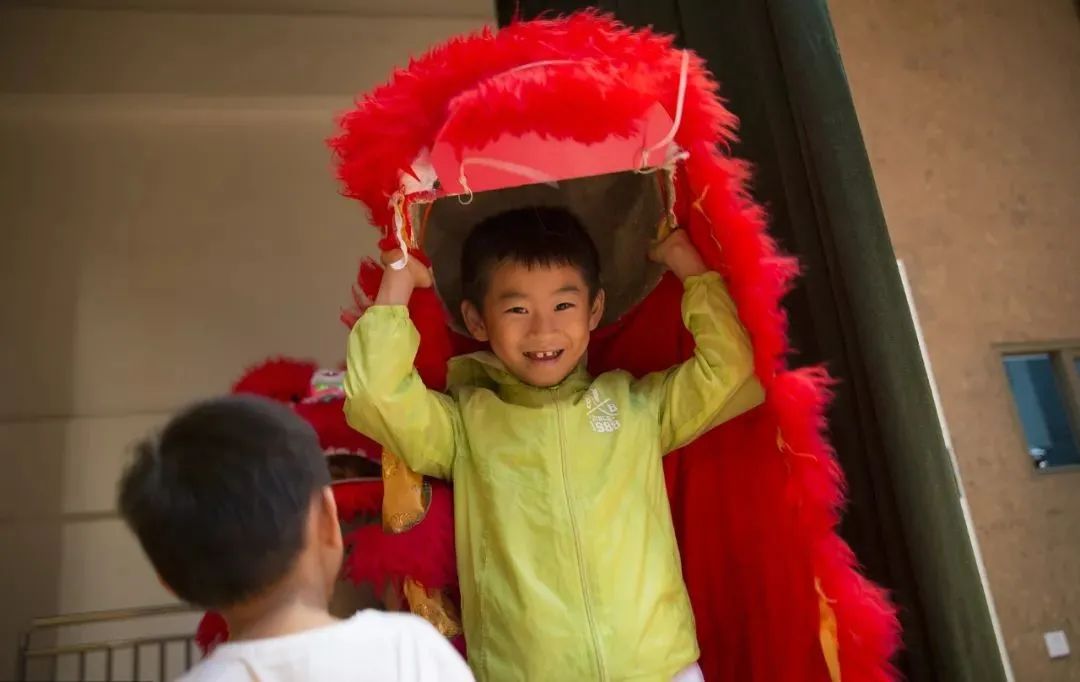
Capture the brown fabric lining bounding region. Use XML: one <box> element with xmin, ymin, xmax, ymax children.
<box><xmin>412</xmin><ymin>168</ymin><xmax>676</xmax><ymax>333</ymax></box>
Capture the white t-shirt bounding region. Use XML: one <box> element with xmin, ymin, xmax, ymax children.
<box><xmin>178</xmin><ymin>610</ymin><xmax>474</xmax><ymax>682</ymax></box>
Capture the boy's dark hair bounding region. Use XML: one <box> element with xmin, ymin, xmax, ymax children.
<box><xmin>118</xmin><ymin>395</ymin><xmax>330</xmax><ymax>610</ymax></box>
<box><xmin>460</xmin><ymin>206</ymin><xmax>601</xmax><ymax>305</ymax></box>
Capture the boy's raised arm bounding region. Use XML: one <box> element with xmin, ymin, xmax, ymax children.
<box><xmin>635</xmin><ymin>231</ymin><xmax>766</xmax><ymax>454</ymax></box>
<box><xmin>343</xmin><ymin>253</ymin><xmax>462</xmax><ymax>480</ymax></box>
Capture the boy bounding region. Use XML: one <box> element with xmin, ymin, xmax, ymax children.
<box><xmin>344</xmin><ymin>207</ymin><xmax>765</xmax><ymax>681</ymax></box>
<box><xmin>118</xmin><ymin>395</ymin><xmax>475</xmax><ymax>682</ymax></box>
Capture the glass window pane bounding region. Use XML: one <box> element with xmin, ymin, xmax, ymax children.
<box><xmin>1002</xmin><ymin>353</ymin><xmax>1080</xmax><ymax>469</ymax></box>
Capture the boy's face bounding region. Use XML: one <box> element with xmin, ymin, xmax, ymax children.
<box><xmin>462</xmin><ymin>260</ymin><xmax>605</xmax><ymax>388</ymax></box>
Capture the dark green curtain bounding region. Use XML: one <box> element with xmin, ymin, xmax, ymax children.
<box><xmin>495</xmin><ymin>2</ymin><xmax>1007</xmax><ymax>681</ymax></box>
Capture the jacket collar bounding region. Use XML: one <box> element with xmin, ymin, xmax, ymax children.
<box><xmin>447</xmin><ymin>351</ymin><xmax>591</xmax><ymax>407</ymax></box>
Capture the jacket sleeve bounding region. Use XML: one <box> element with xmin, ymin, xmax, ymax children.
<box><xmin>343</xmin><ymin>305</ymin><xmax>462</xmax><ymax>480</ymax></box>
<box><xmin>633</xmin><ymin>272</ymin><xmax>765</xmax><ymax>454</ymax></box>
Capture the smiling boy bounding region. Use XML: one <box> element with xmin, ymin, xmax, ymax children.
<box><xmin>344</xmin><ymin>206</ymin><xmax>764</xmax><ymax>681</ymax></box>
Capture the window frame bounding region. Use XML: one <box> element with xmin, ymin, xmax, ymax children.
<box><xmin>996</xmin><ymin>340</ymin><xmax>1080</xmax><ymax>474</ymax></box>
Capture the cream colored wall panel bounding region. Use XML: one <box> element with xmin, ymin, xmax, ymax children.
<box><xmin>0</xmin><ymin>106</ymin><xmax>379</xmax><ymax>420</ymax></box>
<box><xmin>0</xmin><ymin>7</ymin><xmax>487</xmax><ymax>96</ymax></box>
<box><xmin>57</xmin><ymin>517</ymin><xmax>170</xmax><ymax>613</ymax></box>
<box><xmin>0</xmin><ymin>413</ymin><xmax>168</xmax><ymax>520</ymax></box>
<box><xmin>0</xmin><ymin>421</ymin><xmax>66</xmax><ymax>521</ymax></box>
<box><xmin>58</xmin><ymin>414</ymin><xmax>166</xmax><ymax>516</ymax></box>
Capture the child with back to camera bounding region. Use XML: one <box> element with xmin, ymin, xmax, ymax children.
<box><xmin>118</xmin><ymin>394</ymin><xmax>474</xmax><ymax>682</ymax></box>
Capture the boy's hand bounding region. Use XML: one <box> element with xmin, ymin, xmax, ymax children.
<box><xmin>649</xmin><ymin>229</ymin><xmax>708</xmax><ymax>281</ymax></box>
<box><xmin>380</xmin><ymin>250</ymin><xmax>433</xmax><ymax>289</ymax></box>
<box><xmin>374</xmin><ymin>249</ymin><xmax>432</xmax><ymax>306</ymax></box>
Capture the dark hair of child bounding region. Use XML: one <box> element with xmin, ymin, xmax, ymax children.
<box><xmin>118</xmin><ymin>395</ymin><xmax>330</xmax><ymax>610</ymax></box>
<box><xmin>460</xmin><ymin>206</ymin><xmax>602</xmax><ymax>306</ymax></box>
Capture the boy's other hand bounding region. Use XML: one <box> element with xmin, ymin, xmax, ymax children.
<box><xmin>380</xmin><ymin>250</ymin><xmax>433</xmax><ymax>289</ymax></box>
<box><xmin>649</xmin><ymin>229</ymin><xmax>708</xmax><ymax>281</ymax></box>
<box><xmin>373</xmin><ymin>250</ymin><xmax>432</xmax><ymax>306</ymax></box>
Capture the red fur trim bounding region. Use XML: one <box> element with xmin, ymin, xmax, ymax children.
<box><xmin>681</xmin><ymin>150</ymin><xmax>799</xmax><ymax>381</ymax></box>
<box><xmin>230</xmin><ymin>357</ymin><xmax>380</xmax><ymax>458</ymax></box>
<box><xmin>332</xmin><ymin>480</ymin><xmax>384</xmax><ymax>522</ymax></box>
<box><xmin>232</xmin><ymin>357</ymin><xmax>316</xmax><ymax>404</ymax></box>
<box><xmin>331</xmin><ymin>12</ymin><xmax>899</xmax><ymax>680</ymax></box>
<box><xmin>342</xmin><ymin>482</ymin><xmax>457</xmax><ymax>590</ymax></box>
<box><xmin>772</xmin><ymin>369</ymin><xmax>901</xmax><ymax>681</ymax></box>
<box><xmin>297</xmin><ymin>400</ymin><xmax>382</xmax><ymax>460</ymax></box>
<box><xmin>194</xmin><ymin>611</ymin><xmax>229</xmax><ymax>656</ymax></box>
<box><xmin>329</xmin><ymin>11</ymin><xmax>735</xmax><ymax>242</ymax></box>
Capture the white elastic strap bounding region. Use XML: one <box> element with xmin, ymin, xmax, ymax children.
<box><xmin>387</xmin><ymin>193</ymin><xmax>409</xmax><ymax>270</ymax></box>
<box><xmin>457</xmin><ymin>172</ymin><xmax>474</xmax><ymax>205</ymax></box>
<box><xmin>667</xmin><ymin>147</ymin><xmax>691</xmax><ymax>165</ymax></box>
<box><xmin>460</xmin><ymin>157</ymin><xmax>558</xmax><ymax>186</ymax></box>
<box><xmin>504</xmin><ymin>59</ymin><xmax>581</xmax><ymax>75</ymax></box>
<box><xmin>641</xmin><ymin>49</ymin><xmax>691</xmax><ymax>169</ymax></box>
<box><xmin>457</xmin><ymin>157</ymin><xmax>559</xmax><ymax>205</ymax></box>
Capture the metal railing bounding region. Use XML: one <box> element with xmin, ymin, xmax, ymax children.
<box><xmin>16</xmin><ymin>604</ymin><xmax>200</xmax><ymax>682</ymax></box>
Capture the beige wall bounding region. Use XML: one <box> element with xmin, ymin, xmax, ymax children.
<box><xmin>829</xmin><ymin>0</ymin><xmax>1080</xmax><ymax>680</ymax></box>
<box><xmin>0</xmin><ymin>2</ymin><xmax>489</xmax><ymax>678</ymax></box>
<box><xmin>3</xmin><ymin>0</ymin><xmax>1076</xmax><ymax>680</ymax></box>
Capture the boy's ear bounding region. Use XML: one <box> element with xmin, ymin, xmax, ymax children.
<box><xmin>588</xmin><ymin>289</ymin><xmax>606</xmax><ymax>331</ymax></box>
<box><xmin>319</xmin><ymin>487</ymin><xmax>342</xmax><ymax>551</ymax></box>
<box><xmin>461</xmin><ymin>300</ymin><xmax>489</xmax><ymax>341</ymax></box>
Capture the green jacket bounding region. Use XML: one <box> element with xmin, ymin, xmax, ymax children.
<box><xmin>344</xmin><ymin>272</ymin><xmax>764</xmax><ymax>682</ymax></box>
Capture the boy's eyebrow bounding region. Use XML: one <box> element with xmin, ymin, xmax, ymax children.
<box><xmin>495</xmin><ymin>284</ymin><xmax>583</xmax><ymax>301</ymax></box>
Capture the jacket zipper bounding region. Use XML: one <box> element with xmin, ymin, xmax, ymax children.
<box><xmin>554</xmin><ymin>392</ymin><xmax>607</xmax><ymax>680</ymax></box>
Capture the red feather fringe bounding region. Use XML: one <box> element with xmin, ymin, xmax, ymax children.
<box><xmin>232</xmin><ymin>357</ymin><xmax>316</xmax><ymax>404</ymax></box>
<box><xmin>342</xmin><ymin>482</ymin><xmax>457</xmax><ymax>591</ymax></box>
<box><xmin>332</xmin><ymin>480</ymin><xmax>384</xmax><ymax>522</ymax></box>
